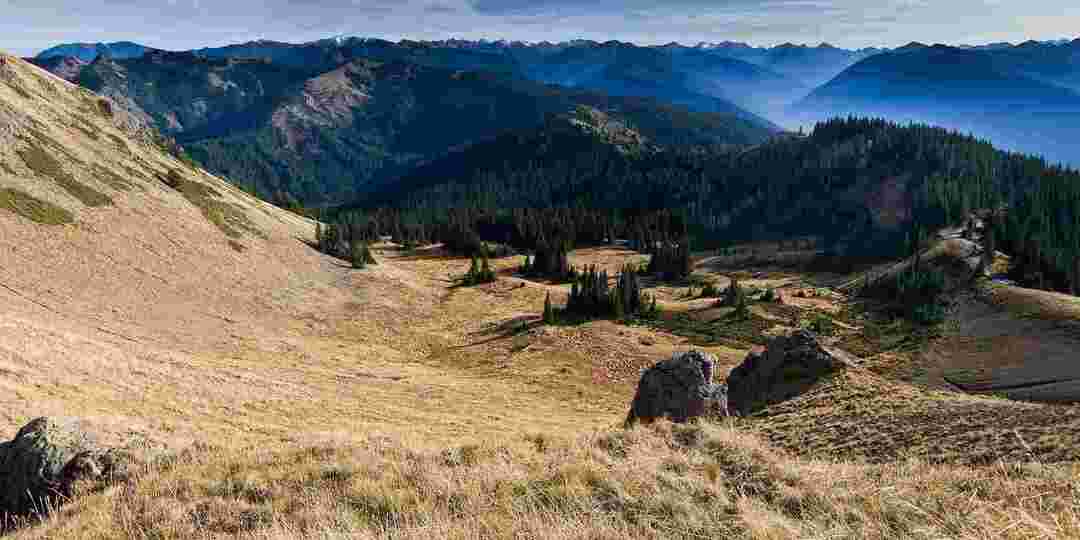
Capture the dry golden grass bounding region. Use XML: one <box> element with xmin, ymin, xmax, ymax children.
<box><xmin>5</xmin><ymin>52</ymin><xmax>1080</xmax><ymax>540</ymax></box>
<box><xmin>15</xmin><ymin>421</ymin><xmax>1080</xmax><ymax>540</ymax></box>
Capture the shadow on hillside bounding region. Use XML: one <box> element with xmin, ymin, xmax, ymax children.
<box><xmin>452</xmin><ymin>315</ymin><xmax>540</xmax><ymax>349</ymax></box>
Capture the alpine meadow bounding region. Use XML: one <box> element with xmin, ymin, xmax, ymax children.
<box><xmin>4</xmin><ymin>3</ymin><xmax>1080</xmax><ymax>539</ymax></box>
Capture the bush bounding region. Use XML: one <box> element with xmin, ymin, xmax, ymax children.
<box><xmin>805</xmin><ymin>313</ymin><xmax>835</xmax><ymax>336</ymax></box>
<box><xmin>462</xmin><ymin>248</ymin><xmax>496</xmax><ymax>286</ymax></box>
<box><xmin>761</xmin><ymin>288</ymin><xmax>776</xmax><ymax>303</ymax></box>
<box><xmin>700</xmin><ymin>282</ymin><xmax>721</xmax><ymax>298</ymax></box>
<box><xmin>892</xmin><ymin>268</ymin><xmax>948</xmax><ymax>325</ymax></box>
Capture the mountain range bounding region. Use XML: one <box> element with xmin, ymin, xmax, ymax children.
<box><xmin>31</xmin><ymin>47</ymin><xmax>774</xmax><ymax>203</ymax></box>
<box><xmin>793</xmin><ymin>41</ymin><xmax>1080</xmax><ymax>165</ymax></box>
<box><xmin>23</xmin><ymin>35</ymin><xmax>1080</xmax><ymax>204</ymax></box>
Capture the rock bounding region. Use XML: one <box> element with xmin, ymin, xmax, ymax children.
<box><xmin>0</xmin><ymin>417</ymin><xmax>131</xmax><ymax>522</ymax></box>
<box><xmin>725</xmin><ymin>330</ymin><xmax>847</xmax><ymax>416</ymax></box>
<box><xmin>625</xmin><ymin>350</ymin><xmax>728</xmax><ymax>426</ymax></box>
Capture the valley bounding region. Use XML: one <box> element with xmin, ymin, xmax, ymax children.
<box><xmin>2</xmin><ymin>22</ymin><xmax>1080</xmax><ymax>539</ymax></box>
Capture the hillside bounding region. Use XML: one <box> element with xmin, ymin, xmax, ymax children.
<box><xmin>701</xmin><ymin>42</ymin><xmax>881</xmax><ymax>88</ymax></box>
<box><xmin>43</xmin><ymin>52</ymin><xmax>775</xmax><ymax>204</ymax></box>
<box><xmin>4</xmin><ymin>51</ymin><xmax>1080</xmax><ymax>539</ymax></box>
<box><xmin>794</xmin><ymin>45</ymin><xmax>1080</xmax><ymax>165</ymax></box>
<box><xmin>35</xmin><ymin>41</ymin><xmax>148</xmax><ymax>62</ymax></box>
<box><xmin>519</xmin><ymin>41</ymin><xmax>795</xmax><ymax>119</ymax></box>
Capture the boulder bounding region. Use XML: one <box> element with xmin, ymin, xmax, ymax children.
<box><xmin>725</xmin><ymin>330</ymin><xmax>847</xmax><ymax>416</ymax></box>
<box><xmin>0</xmin><ymin>417</ymin><xmax>130</xmax><ymax>522</ymax></box>
<box><xmin>625</xmin><ymin>350</ymin><xmax>729</xmax><ymax>426</ymax></box>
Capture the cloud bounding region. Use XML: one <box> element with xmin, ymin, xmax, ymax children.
<box><xmin>0</xmin><ymin>0</ymin><xmax>1077</xmax><ymax>56</ymax></box>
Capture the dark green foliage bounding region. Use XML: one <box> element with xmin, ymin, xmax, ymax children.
<box><xmin>720</xmin><ymin>278</ymin><xmax>743</xmax><ymax>308</ymax></box>
<box><xmin>645</xmin><ymin>238</ymin><xmax>692</xmax><ymax>281</ymax></box>
<box><xmin>461</xmin><ymin>247</ymin><xmax>496</xmax><ymax>286</ymax></box>
<box><xmin>324</xmin><ymin>115</ymin><xmax>1080</xmax><ymax>297</ymax></box>
<box><xmin>542</xmin><ymin>292</ymin><xmax>556</xmax><ymax>325</ymax></box>
<box><xmin>566</xmin><ymin>265</ymin><xmax>611</xmax><ymax>318</ymax></box>
<box><xmin>761</xmin><ymin>288</ymin><xmax>776</xmax><ymax>303</ymax></box>
<box><xmin>75</xmin><ymin>51</ymin><xmax>773</xmax><ymax>206</ymax></box>
<box><xmin>700</xmin><ymin>282</ymin><xmax>721</xmax><ymax>298</ymax></box>
<box><xmin>16</xmin><ymin>145</ymin><xmax>112</xmax><ymax>207</ymax></box>
<box><xmin>805</xmin><ymin>313</ymin><xmax>835</xmax><ymax>336</ymax></box>
<box><xmin>366</xmin><ymin>116</ymin><xmax>1070</xmax><ymax>264</ymax></box>
<box><xmin>351</xmin><ymin>240</ymin><xmax>366</xmax><ymax>269</ymax></box>
<box><xmin>562</xmin><ymin>264</ymin><xmax>655</xmax><ymax>322</ymax></box>
<box><xmin>864</xmin><ymin>267</ymin><xmax>949</xmax><ymax>325</ymax></box>
<box><xmin>360</xmin><ymin>242</ymin><xmax>377</xmax><ymax>266</ymax></box>
<box><xmin>0</xmin><ymin>188</ymin><xmax>74</xmax><ymax>225</ymax></box>
<box><xmin>732</xmin><ymin>288</ymin><xmax>751</xmax><ymax>320</ymax></box>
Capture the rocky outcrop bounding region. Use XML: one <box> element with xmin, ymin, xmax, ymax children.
<box><xmin>626</xmin><ymin>350</ymin><xmax>728</xmax><ymax>426</ymax></box>
<box><xmin>0</xmin><ymin>417</ymin><xmax>132</xmax><ymax>522</ymax></box>
<box><xmin>725</xmin><ymin>330</ymin><xmax>847</xmax><ymax>416</ymax></box>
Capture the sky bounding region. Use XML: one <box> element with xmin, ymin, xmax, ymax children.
<box><xmin>1</xmin><ymin>0</ymin><xmax>1078</xmax><ymax>57</ymax></box>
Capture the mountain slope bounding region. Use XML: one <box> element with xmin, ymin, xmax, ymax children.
<box><xmin>0</xmin><ymin>52</ymin><xmax>329</xmax><ymax>389</ymax></box>
<box><xmin>60</xmin><ymin>53</ymin><xmax>775</xmax><ymax>203</ymax></box>
<box><xmin>521</xmin><ymin>41</ymin><xmax>786</xmax><ymax>122</ymax></box>
<box><xmin>3</xmin><ymin>52</ymin><xmax>1080</xmax><ymax>540</ymax></box>
<box><xmin>35</xmin><ymin>41</ymin><xmax>149</xmax><ymax>62</ymax></box>
<box><xmin>794</xmin><ymin>45</ymin><xmax>1080</xmax><ymax>165</ymax></box>
<box><xmin>702</xmin><ymin>42</ymin><xmax>880</xmax><ymax>87</ymax></box>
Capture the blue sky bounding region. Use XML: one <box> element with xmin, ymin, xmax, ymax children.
<box><xmin>2</xmin><ymin>0</ymin><xmax>1078</xmax><ymax>56</ymax></box>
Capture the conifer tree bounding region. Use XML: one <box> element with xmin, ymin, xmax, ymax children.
<box><xmin>351</xmin><ymin>239</ymin><xmax>366</xmax><ymax>269</ymax></box>
<box><xmin>466</xmin><ymin>255</ymin><xmax>480</xmax><ymax>284</ymax></box>
<box><xmin>361</xmin><ymin>242</ymin><xmax>377</xmax><ymax>265</ymax></box>
<box><xmin>543</xmin><ymin>292</ymin><xmax>556</xmax><ymax>325</ymax></box>
<box><xmin>480</xmin><ymin>248</ymin><xmax>495</xmax><ymax>283</ymax></box>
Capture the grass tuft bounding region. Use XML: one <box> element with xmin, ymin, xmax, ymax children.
<box><xmin>17</xmin><ymin>144</ymin><xmax>112</xmax><ymax>207</ymax></box>
<box><xmin>0</xmin><ymin>187</ymin><xmax>74</xmax><ymax>224</ymax></box>
<box><xmin>160</xmin><ymin>169</ymin><xmax>263</xmax><ymax>239</ymax></box>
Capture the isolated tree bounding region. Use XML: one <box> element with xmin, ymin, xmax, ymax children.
<box><xmin>360</xmin><ymin>242</ymin><xmax>377</xmax><ymax>265</ymax></box>
<box><xmin>358</xmin><ymin>239</ymin><xmax>371</xmax><ymax>268</ymax></box>
<box><xmin>543</xmin><ymin>292</ymin><xmax>556</xmax><ymax>325</ymax></box>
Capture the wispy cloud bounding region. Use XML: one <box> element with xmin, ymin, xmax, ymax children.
<box><xmin>0</xmin><ymin>0</ymin><xmax>1077</xmax><ymax>57</ymax></box>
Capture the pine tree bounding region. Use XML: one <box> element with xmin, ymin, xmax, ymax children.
<box><xmin>361</xmin><ymin>242</ymin><xmax>377</xmax><ymax>265</ymax></box>
<box><xmin>543</xmin><ymin>292</ymin><xmax>556</xmax><ymax>325</ymax></box>
<box><xmin>351</xmin><ymin>239</ymin><xmax>366</xmax><ymax>269</ymax></box>
<box><xmin>480</xmin><ymin>248</ymin><xmax>495</xmax><ymax>283</ymax></box>
<box><xmin>466</xmin><ymin>256</ymin><xmax>480</xmax><ymax>284</ymax></box>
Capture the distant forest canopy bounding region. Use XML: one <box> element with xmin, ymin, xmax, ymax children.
<box><xmin>323</xmin><ymin>117</ymin><xmax>1080</xmax><ymax>294</ymax></box>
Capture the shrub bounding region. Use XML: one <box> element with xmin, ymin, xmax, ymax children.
<box><xmin>462</xmin><ymin>248</ymin><xmax>496</xmax><ymax>286</ymax></box>
<box><xmin>700</xmin><ymin>282</ymin><xmax>721</xmax><ymax>298</ymax></box>
<box><xmin>761</xmin><ymin>288</ymin><xmax>776</xmax><ymax>303</ymax></box>
<box><xmin>805</xmin><ymin>313</ymin><xmax>835</xmax><ymax>336</ymax></box>
<box><xmin>892</xmin><ymin>268</ymin><xmax>948</xmax><ymax>325</ymax></box>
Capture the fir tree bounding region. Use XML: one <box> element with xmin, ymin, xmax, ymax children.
<box><xmin>543</xmin><ymin>292</ymin><xmax>556</xmax><ymax>325</ymax></box>
<box><xmin>351</xmin><ymin>240</ymin><xmax>366</xmax><ymax>269</ymax></box>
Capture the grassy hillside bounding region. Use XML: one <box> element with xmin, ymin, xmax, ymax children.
<box><xmin>5</xmin><ymin>51</ymin><xmax>1080</xmax><ymax>540</ymax></box>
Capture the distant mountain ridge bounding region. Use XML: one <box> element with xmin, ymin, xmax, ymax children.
<box><xmin>40</xmin><ymin>50</ymin><xmax>775</xmax><ymax>203</ymax></box>
<box><xmin>794</xmin><ymin>43</ymin><xmax>1080</xmax><ymax>165</ymax></box>
<box><xmin>30</xmin><ymin>33</ymin><xmax>1080</xmax><ymax>186</ymax></box>
<box><xmin>35</xmin><ymin>41</ymin><xmax>148</xmax><ymax>62</ymax></box>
